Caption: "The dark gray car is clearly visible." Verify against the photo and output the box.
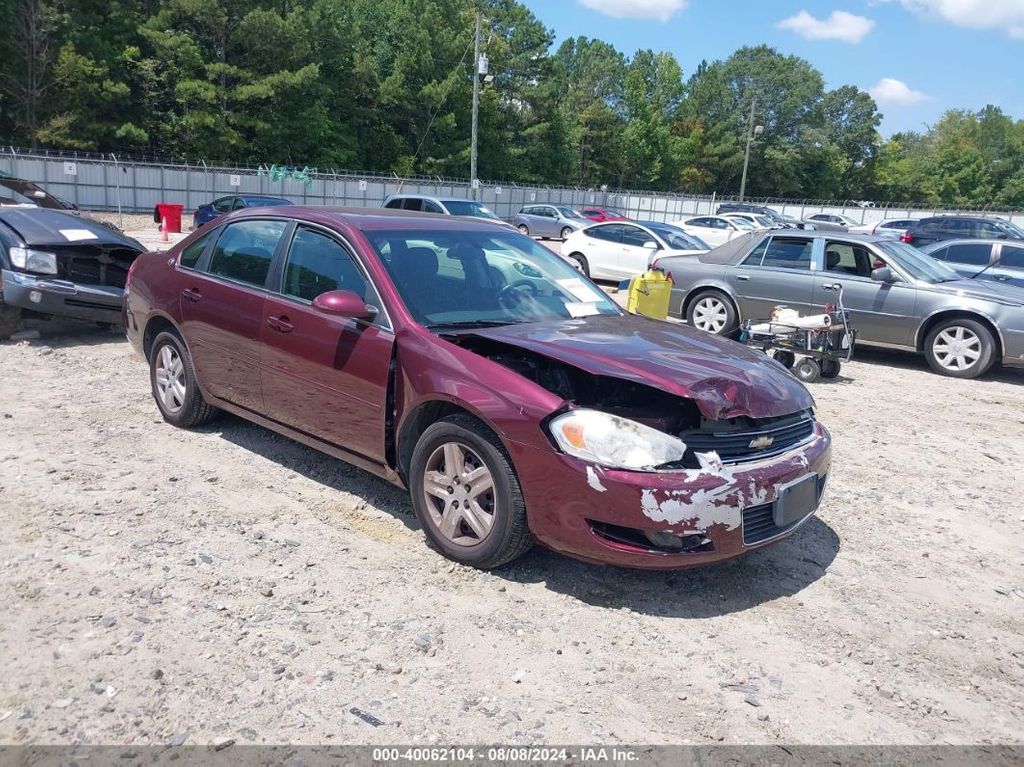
[920,239,1024,289]
[514,205,588,240]
[0,207,145,338]
[657,231,1024,379]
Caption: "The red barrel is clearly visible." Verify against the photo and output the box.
[154,203,185,233]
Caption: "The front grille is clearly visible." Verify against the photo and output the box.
[679,411,815,465]
[742,473,827,545]
[57,248,138,288]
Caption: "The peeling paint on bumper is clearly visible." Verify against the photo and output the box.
[508,422,831,569]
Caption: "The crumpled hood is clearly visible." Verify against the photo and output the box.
[0,207,142,250]
[468,314,814,421]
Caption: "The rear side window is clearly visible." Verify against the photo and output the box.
[207,219,288,287]
[999,246,1024,269]
[742,238,770,266]
[588,225,624,243]
[179,232,212,269]
[384,199,404,209]
[944,243,992,266]
[282,226,368,302]
[621,226,656,247]
[760,237,813,270]
[929,246,950,261]
[423,200,444,214]
[976,221,1006,238]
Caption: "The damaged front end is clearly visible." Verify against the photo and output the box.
[2,242,142,325]
[447,331,831,568]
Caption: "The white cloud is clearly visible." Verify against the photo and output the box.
[869,77,929,106]
[897,1,1024,37]
[576,0,687,22]
[777,10,876,43]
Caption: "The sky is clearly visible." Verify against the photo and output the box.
[517,0,1024,135]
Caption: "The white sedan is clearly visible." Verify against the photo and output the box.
[720,212,774,231]
[670,215,750,247]
[560,221,708,280]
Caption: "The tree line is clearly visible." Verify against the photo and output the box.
[2,0,1022,208]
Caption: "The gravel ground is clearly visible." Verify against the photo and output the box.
[1,320,1023,747]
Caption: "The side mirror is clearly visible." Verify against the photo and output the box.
[870,267,894,282]
[643,240,659,250]
[312,289,376,320]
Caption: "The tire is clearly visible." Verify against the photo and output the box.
[820,359,841,379]
[517,224,530,236]
[567,252,590,277]
[924,318,996,379]
[0,303,22,340]
[686,290,738,335]
[794,357,821,382]
[409,414,533,569]
[768,349,796,369]
[149,330,219,428]
[560,226,573,240]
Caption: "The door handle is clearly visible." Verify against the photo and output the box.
[736,275,750,281]
[181,288,202,302]
[266,315,293,333]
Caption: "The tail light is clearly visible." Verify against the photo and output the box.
[900,232,913,243]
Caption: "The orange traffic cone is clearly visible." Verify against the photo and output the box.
[160,216,169,243]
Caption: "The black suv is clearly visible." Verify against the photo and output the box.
[901,215,1024,247]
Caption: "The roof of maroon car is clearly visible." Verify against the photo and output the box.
[239,206,507,232]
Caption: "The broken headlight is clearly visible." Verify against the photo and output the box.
[549,409,686,471]
[9,246,58,275]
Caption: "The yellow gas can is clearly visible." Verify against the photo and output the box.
[625,268,673,319]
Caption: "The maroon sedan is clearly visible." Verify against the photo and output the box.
[124,208,831,569]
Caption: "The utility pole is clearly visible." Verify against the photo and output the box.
[470,9,481,199]
[739,96,758,202]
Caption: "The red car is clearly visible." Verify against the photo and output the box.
[124,208,831,569]
[580,208,629,223]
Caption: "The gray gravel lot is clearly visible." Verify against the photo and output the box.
[0,321,1023,746]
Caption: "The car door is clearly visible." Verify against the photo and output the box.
[618,225,658,276]
[260,223,395,463]
[576,224,626,279]
[178,218,290,412]
[540,206,561,237]
[990,243,1024,288]
[727,235,817,318]
[811,239,918,346]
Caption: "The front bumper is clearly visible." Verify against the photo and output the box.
[508,423,832,569]
[1,268,125,325]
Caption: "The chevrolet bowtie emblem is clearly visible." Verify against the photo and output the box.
[749,435,774,449]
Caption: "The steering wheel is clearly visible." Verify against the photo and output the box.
[499,279,540,305]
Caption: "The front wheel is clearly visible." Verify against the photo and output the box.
[567,252,590,277]
[409,415,532,569]
[686,291,737,335]
[149,331,219,428]
[924,319,996,379]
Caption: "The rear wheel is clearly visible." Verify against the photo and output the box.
[686,290,737,335]
[924,318,996,379]
[560,226,573,240]
[149,331,219,428]
[517,224,530,236]
[567,252,590,277]
[409,414,532,569]
[0,303,22,340]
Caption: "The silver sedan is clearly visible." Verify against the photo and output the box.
[656,231,1024,379]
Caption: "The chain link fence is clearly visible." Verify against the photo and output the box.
[3,146,1022,228]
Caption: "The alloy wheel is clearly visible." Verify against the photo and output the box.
[154,344,187,413]
[422,442,496,547]
[932,325,982,372]
[692,297,728,333]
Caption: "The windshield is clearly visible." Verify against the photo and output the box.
[755,215,773,226]
[729,218,757,230]
[367,229,622,328]
[1002,220,1024,238]
[557,206,584,219]
[647,225,709,250]
[876,241,962,283]
[442,200,499,220]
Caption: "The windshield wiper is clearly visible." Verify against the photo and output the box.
[971,260,1000,280]
[425,319,521,330]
